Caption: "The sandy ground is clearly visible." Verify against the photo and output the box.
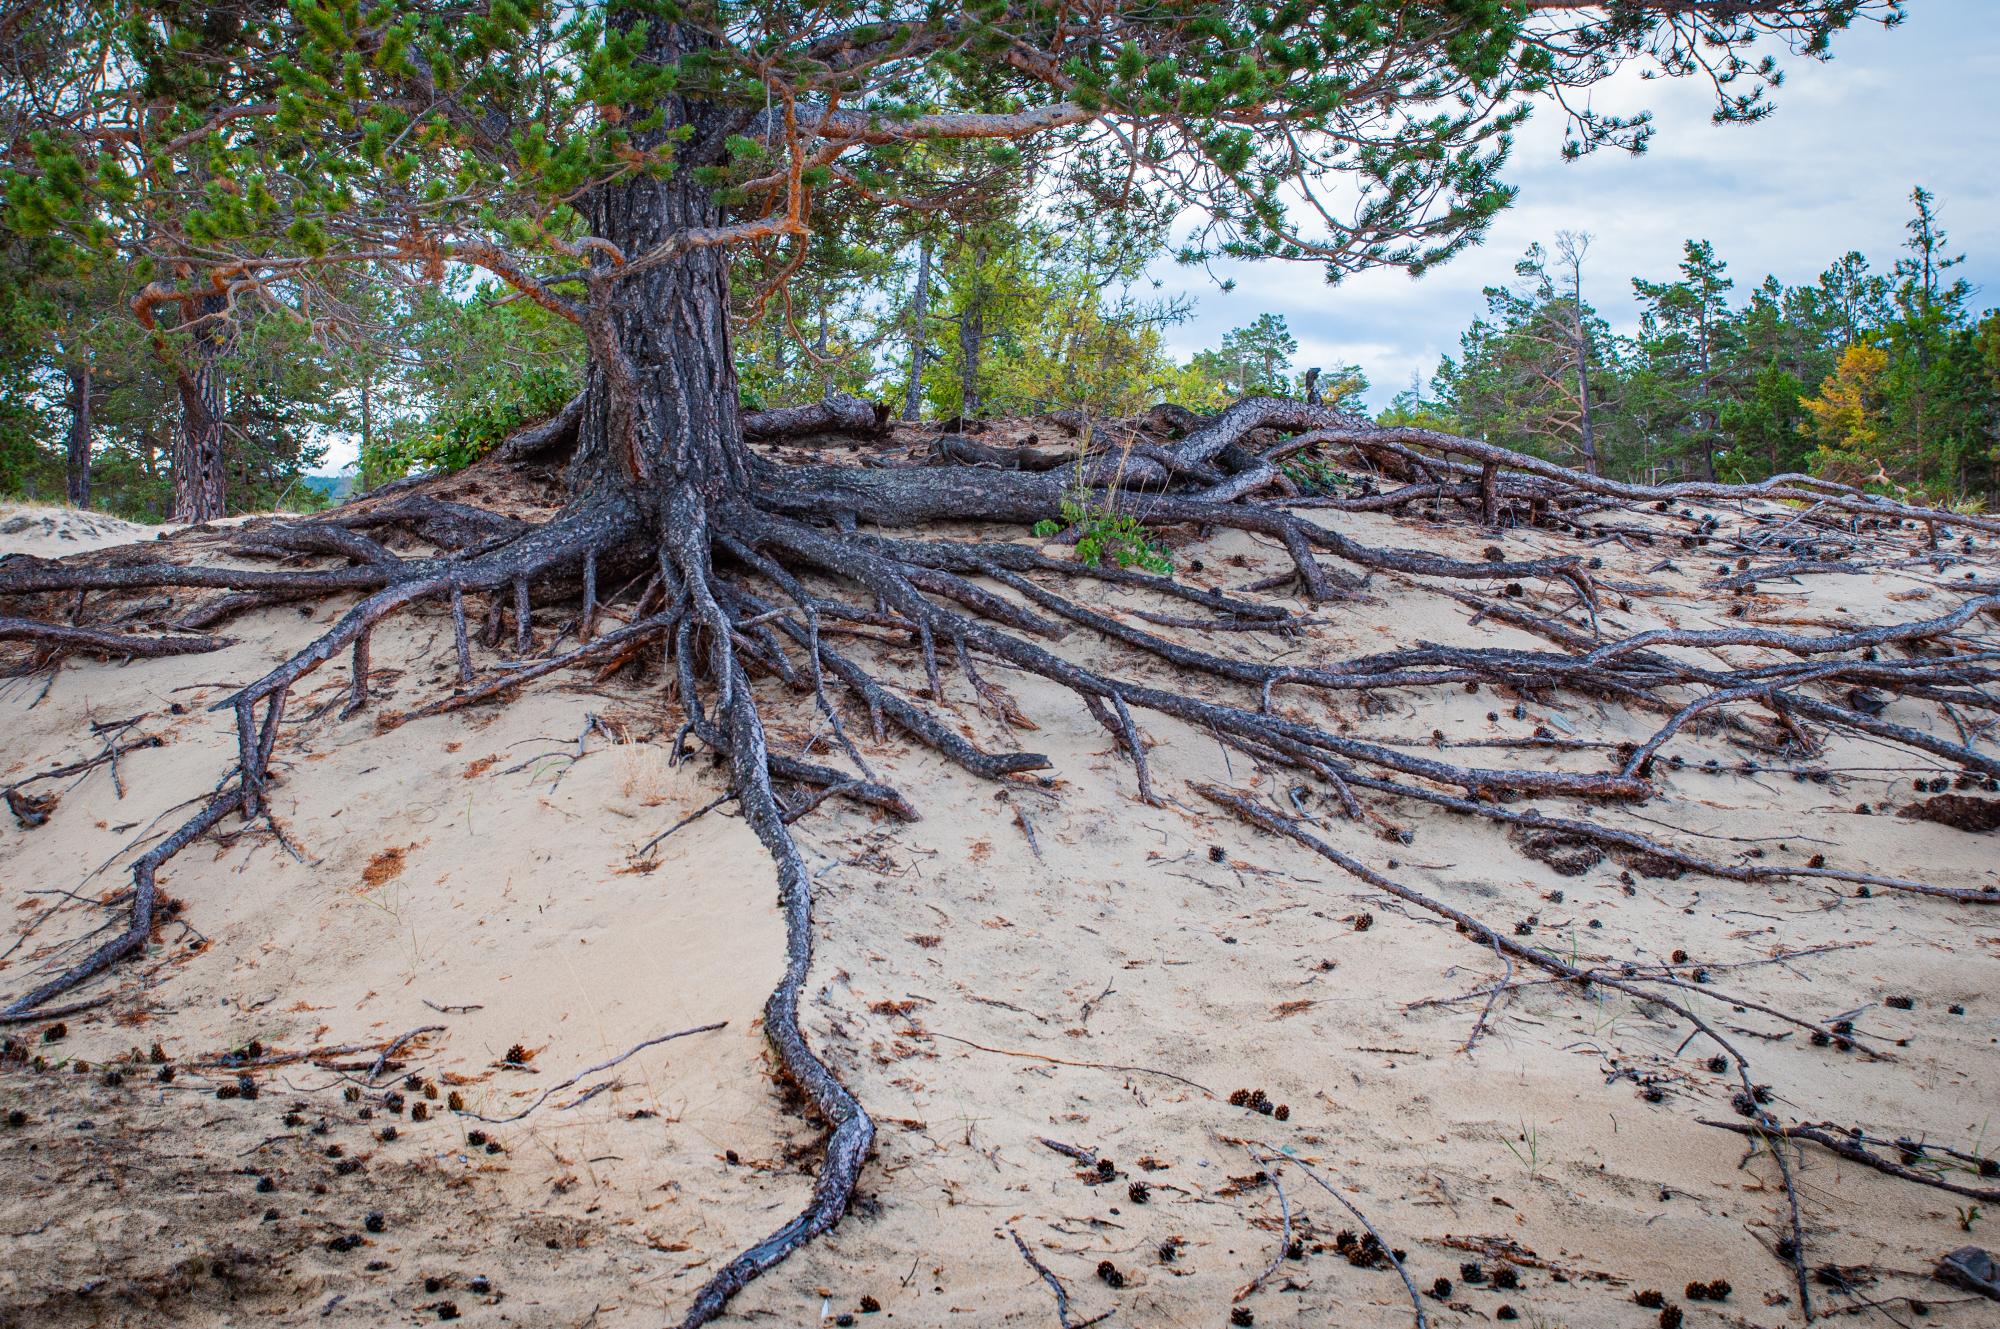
[1,452,1996,1329]
[0,502,285,558]
[0,504,166,556]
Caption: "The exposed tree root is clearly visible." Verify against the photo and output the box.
[1700,1119,2000,1204]
[743,392,892,441]
[0,787,238,1022]
[0,615,230,668]
[675,656,876,1328]
[496,390,891,465]
[4,398,1997,1323]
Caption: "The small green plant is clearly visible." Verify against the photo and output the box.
[1959,1204,1983,1232]
[1034,492,1170,574]
[1582,991,1628,1040]
[1504,1120,1547,1182]
[1279,454,1350,495]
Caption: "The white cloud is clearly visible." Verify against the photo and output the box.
[1155,0,2000,410]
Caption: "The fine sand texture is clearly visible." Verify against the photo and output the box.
[0,503,164,556]
[2,447,1996,1328]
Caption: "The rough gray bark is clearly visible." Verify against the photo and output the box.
[64,363,91,509]
[169,298,230,523]
[493,391,586,464]
[743,393,888,440]
[904,236,931,421]
[569,21,747,508]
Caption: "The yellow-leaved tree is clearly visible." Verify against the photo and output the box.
[1804,342,1895,488]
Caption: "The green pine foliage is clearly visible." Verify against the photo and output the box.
[1421,188,1998,505]
[0,1,1910,511]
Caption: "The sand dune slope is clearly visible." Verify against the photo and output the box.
[2,480,1996,1328]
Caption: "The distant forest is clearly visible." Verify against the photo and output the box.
[1395,187,1998,504]
[4,183,1993,518]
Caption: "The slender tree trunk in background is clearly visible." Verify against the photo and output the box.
[1572,322,1599,476]
[357,375,374,492]
[1696,311,1718,482]
[815,305,830,400]
[1557,235,1600,478]
[170,302,230,522]
[904,237,931,421]
[958,303,983,419]
[65,363,92,508]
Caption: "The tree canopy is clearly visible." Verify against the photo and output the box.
[5,0,1902,348]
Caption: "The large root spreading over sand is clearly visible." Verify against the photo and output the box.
[4,396,1998,1325]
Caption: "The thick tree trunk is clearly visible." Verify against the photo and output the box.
[569,20,745,511]
[170,306,229,523]
[65,363,92,508]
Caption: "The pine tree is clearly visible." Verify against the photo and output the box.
[1632,240,1739,480]
[1436,233,1613,473]
[1715,276,1833,480]
[0,6,1907,1321]
[1880,187,1978,491]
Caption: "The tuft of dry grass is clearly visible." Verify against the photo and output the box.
[614,740,674,808]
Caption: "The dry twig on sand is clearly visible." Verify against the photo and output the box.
[1009,1228,1113,1329]
[456,1023,727,1125]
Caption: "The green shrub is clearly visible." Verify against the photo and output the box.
[1279,453,1349,495]
[366,363,575,479]
[1034,492,1170,574]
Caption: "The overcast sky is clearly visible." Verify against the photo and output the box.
[1152,0,2000,411]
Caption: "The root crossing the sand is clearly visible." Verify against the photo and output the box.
[4,395,1997,1322]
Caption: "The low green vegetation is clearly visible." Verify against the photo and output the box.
[1034,492,1172,575]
